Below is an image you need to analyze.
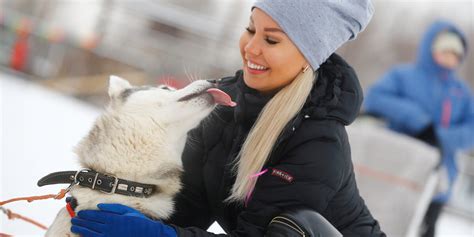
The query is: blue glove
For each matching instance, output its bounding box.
[71,203,177,237]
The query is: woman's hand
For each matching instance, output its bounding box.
[71,203,177,237]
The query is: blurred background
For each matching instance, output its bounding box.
[1,0,473,236]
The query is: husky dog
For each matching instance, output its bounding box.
[44,76,235,236]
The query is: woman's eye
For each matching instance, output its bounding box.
[265,38,278,45]
[245,27,278,45]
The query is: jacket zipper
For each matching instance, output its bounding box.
[269,216,306,237]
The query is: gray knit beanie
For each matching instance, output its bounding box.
[253,0,374,70]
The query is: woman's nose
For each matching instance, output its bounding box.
[245,37,262,56]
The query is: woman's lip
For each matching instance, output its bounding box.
[246,65,269,75]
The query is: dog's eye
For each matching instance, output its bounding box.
[161,86,172,91]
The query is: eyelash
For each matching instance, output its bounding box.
[245,27,278,45]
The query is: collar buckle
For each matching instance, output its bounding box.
[101,175,119,194]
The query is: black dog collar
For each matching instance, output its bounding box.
[37,169,157,198]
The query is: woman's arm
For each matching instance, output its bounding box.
[168,125,214,230]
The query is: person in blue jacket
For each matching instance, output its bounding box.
[364,20,474,237]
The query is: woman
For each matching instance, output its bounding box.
[71,0,385,236]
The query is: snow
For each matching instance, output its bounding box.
[1,71,99,235]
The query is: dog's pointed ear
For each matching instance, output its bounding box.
[108,75,131,98]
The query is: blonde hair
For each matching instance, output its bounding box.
[227,68,317,203]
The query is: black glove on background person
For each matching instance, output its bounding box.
[413,124,439,148]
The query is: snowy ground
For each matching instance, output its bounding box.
[1,71,99,236]
[0,70,472,236]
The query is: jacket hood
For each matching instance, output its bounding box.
[416,20,468,73]
[303,53,363,125]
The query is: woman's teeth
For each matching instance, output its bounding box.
[247,61,268,70]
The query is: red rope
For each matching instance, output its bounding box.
[2,208,48,230]
[0,189,67,206]
[0,189,68,232]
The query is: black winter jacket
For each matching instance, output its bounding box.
[168,54,385,236]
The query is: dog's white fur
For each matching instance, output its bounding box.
[46,76,216,236]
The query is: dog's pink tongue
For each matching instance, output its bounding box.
[206,88,237,107]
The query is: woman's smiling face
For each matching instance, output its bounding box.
[239,8,308,94]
